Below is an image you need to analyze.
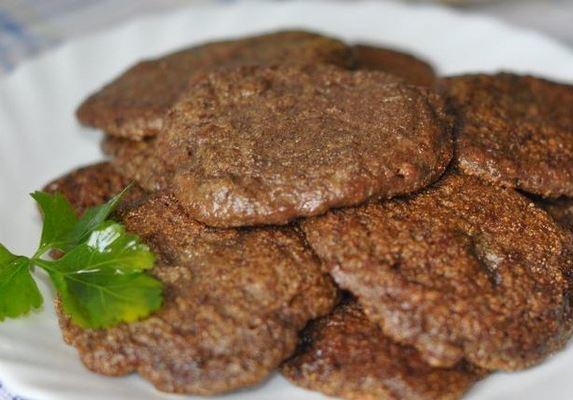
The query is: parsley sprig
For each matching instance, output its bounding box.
[0,188,163,328]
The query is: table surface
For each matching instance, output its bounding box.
[0,0,572,399]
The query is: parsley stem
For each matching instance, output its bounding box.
[32,245,51,260]
[33,258,58,274]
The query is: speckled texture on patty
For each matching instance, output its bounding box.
[141,64,452,227]
[441,73,573,198]
[42,162,146,216]
[101,137,168,192]
[301,172,573,371]
[48,164,338,395]
[76,30,353,140]
[352,44,436,87]
[282,299,485,400]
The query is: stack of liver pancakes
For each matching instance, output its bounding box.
[44,31,573,400]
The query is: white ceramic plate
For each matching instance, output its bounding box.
[1,1,573,399]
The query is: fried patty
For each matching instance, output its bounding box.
[301,172,573,371]
[101,137,168,192]
[49,164,338,395]
[352,44,436,87]
[139,64,451,227]
[42,162,146,215]
[282,299,484,400]
[76,30,353,140]
[441,73,573,198]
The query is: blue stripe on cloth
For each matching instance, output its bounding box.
[0,380,23,400]
[0,9,44,73]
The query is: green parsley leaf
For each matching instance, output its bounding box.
[31,191,78,254]
[64,185,132,251]
[0,244,43,321]
[1,185,163,329]
[49,268,162,329]
[39,219,161,328]
[59,221,155,273]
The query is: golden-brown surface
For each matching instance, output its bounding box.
[76,30,353,140]
[441,73,573,198]
[42,162,146,215]
[301,172,573,371]
[101,137,168,192]
[50,164,338,395]
[139,64,452,227]
[48,31,573,399]
[282,299,484,400]
[352,44,436,87]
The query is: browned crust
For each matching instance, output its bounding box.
[76,30,353,139]
[301,172,573,371]
[101,137,167,192]
[352,44,436,87]
[441,73,573,198]
[42,161,146,216]
[47,164,338,395]
[140,64,452,227]
[282,299,485,400]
